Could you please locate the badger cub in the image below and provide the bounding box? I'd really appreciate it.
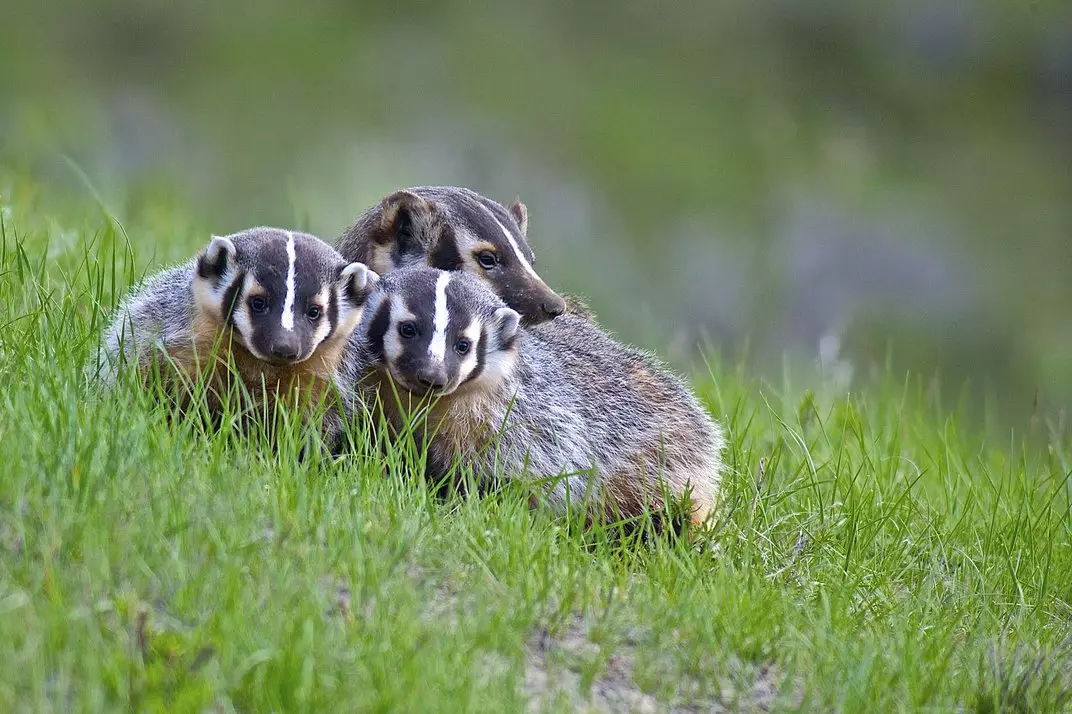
[338,186,567,324]
[98,227,377,440]
[357,267,725,527]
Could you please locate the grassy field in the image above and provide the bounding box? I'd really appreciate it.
[1,177,1070,713]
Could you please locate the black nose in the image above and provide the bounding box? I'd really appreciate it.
[416,368,447,391]
[541,298,566,319]
[269,339,301,362]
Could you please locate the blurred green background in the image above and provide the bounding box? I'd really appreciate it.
[2,0,1070,424]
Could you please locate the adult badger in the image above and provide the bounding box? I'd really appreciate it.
[337,186,567,325]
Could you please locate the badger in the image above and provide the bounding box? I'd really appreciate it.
[336,186,568,325]
[352,266,725,528]
[96,227,378,444]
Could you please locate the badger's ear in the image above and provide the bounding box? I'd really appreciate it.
[338,261,380,306]
[492,306,520,346]
[508,200,528,237]
[196,236,237,280]
[378,190,435,248]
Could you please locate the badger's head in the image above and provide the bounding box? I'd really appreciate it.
[360,267,521,397]
[193,227,379,365]
[351,186,566,325]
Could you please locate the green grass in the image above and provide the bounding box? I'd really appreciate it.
[1,177,1070,713]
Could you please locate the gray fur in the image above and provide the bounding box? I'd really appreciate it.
[95,227,377,447]
[98,262,197,387]
[336,186,567,324]
[353,267,725,527]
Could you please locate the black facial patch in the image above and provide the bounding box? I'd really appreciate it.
[220,270,246,324]
[429,224,464,271]
[391,277,439,379]
[393,321,436,381]
[366,301,392,362]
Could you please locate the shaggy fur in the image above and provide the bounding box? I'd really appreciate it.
[336,186,568,324]
[351,267,725,527]
[96,227,376,446]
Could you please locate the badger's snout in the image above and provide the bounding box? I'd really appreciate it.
[415,366,449,392]
[540,295,566,319]
[268,334,302,362]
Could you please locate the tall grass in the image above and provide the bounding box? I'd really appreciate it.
[0,179,1069,712]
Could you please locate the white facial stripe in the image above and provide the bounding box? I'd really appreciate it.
[192,276,224,320]
[456,318,482,382]
[491,215,540,281]
[310,285,332,347]
[231,274,267,359]
[455,228,479,255]
[479,349,518,386]
[192,264,237,321]
[428,272,451,362]
[281,231,297,331]
[331,281,364,344]
[384,296,415,363]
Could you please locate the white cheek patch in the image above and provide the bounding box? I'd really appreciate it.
[230,274,266,358]
[490,214,541,281]
[383,296,416,364]
[280,231,297,331]
[192,266,238,323]
[456,318,483,383]
[332,286,363,343]
[334,305,364,346]
[427,272,451,362]
[456,228,491,277]
[309,285,333,348]
[480,349,518,387]
[192,277,223,320]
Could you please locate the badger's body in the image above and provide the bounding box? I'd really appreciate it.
[354,267,724,527]
[97,227,377,443]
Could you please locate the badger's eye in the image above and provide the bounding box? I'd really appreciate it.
[399,322,418,339]
[455,338,471,356]
[476,251,498,270]
[306,305,322,322]
[248,296,269,314]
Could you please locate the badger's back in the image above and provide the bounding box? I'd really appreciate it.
[99,262,197,386]
[525,316,723,520]
[433,314,724,524]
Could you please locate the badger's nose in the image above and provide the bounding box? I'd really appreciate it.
[416,368,447,392]
[269,336,301,362]
[540,296,566,319]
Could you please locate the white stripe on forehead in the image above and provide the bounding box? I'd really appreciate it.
[455,317,483,384]
[483,207,541,281]
[281,231,297,331]
[383,295,415,363]
[428,272,451,362]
